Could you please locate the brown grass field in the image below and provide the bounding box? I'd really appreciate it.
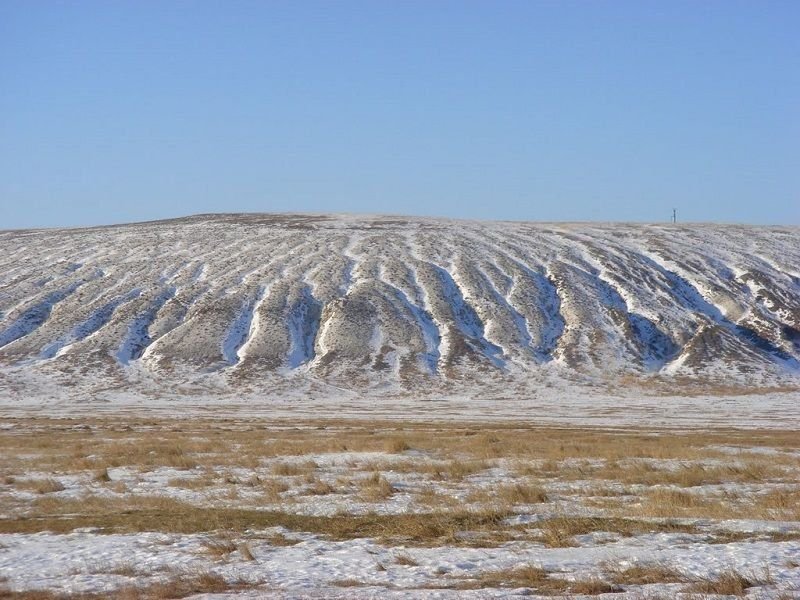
[1,416,799,598]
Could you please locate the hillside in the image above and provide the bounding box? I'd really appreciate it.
[1,214,798,403]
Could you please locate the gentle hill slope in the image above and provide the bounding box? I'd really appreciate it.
[1,214,798,399]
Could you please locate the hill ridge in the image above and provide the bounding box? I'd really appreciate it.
[1,214,798,397]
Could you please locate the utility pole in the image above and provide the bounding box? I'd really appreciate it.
[672,208,677,224]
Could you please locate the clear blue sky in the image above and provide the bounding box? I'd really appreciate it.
[1,1,798,228]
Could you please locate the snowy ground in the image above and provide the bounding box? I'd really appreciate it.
[1,418,799,598]
[2,364,799,429]
[2,215,799,399]
[2,528,798,598]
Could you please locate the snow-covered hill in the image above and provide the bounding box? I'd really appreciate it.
[1,214,798,401]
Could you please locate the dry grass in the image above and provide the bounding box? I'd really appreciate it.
[270,460,317,477]
[393,553,418,566]
[263,532,300,546]
[2,416,797,474]
[128,569,237,598]
[455,565,621,594]
[302,477,336,496]
[465,482,549,507]
[0,569,245,599]
[87,562,138,577]
[259,478,290,502]
[515,457,788,487]
[94,441,200,470]
[14,478,65,495]
[539,519,580,548]
[201,534,237,559]
[237,542,255,561]
[415,486,459,508]
[330,579,365,588]
[753,488,800,520]
[0,493,515,546]
[2,415,799,599]
[633,485,800,521]
[167,473,216,489]
[433,460,490,481]
[537,516,698,548]
[636,487,727,518]
[568,578,622,595]
[471,564,554,589]
[686,569,762,596]
[606,562,687,585]
[383,438,410,453]
[497,482,549,504]
[595,460,782,487]
[580,483,632,497]
[359,472,396,501]
[3,417,793,534]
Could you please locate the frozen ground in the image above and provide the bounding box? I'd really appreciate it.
[1,419,798,598]
[1,380,798,429]
[1,215,798,597]
[2,528,799,598]
[0,214,798,405]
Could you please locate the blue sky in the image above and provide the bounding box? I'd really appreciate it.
[1,0,798,228]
